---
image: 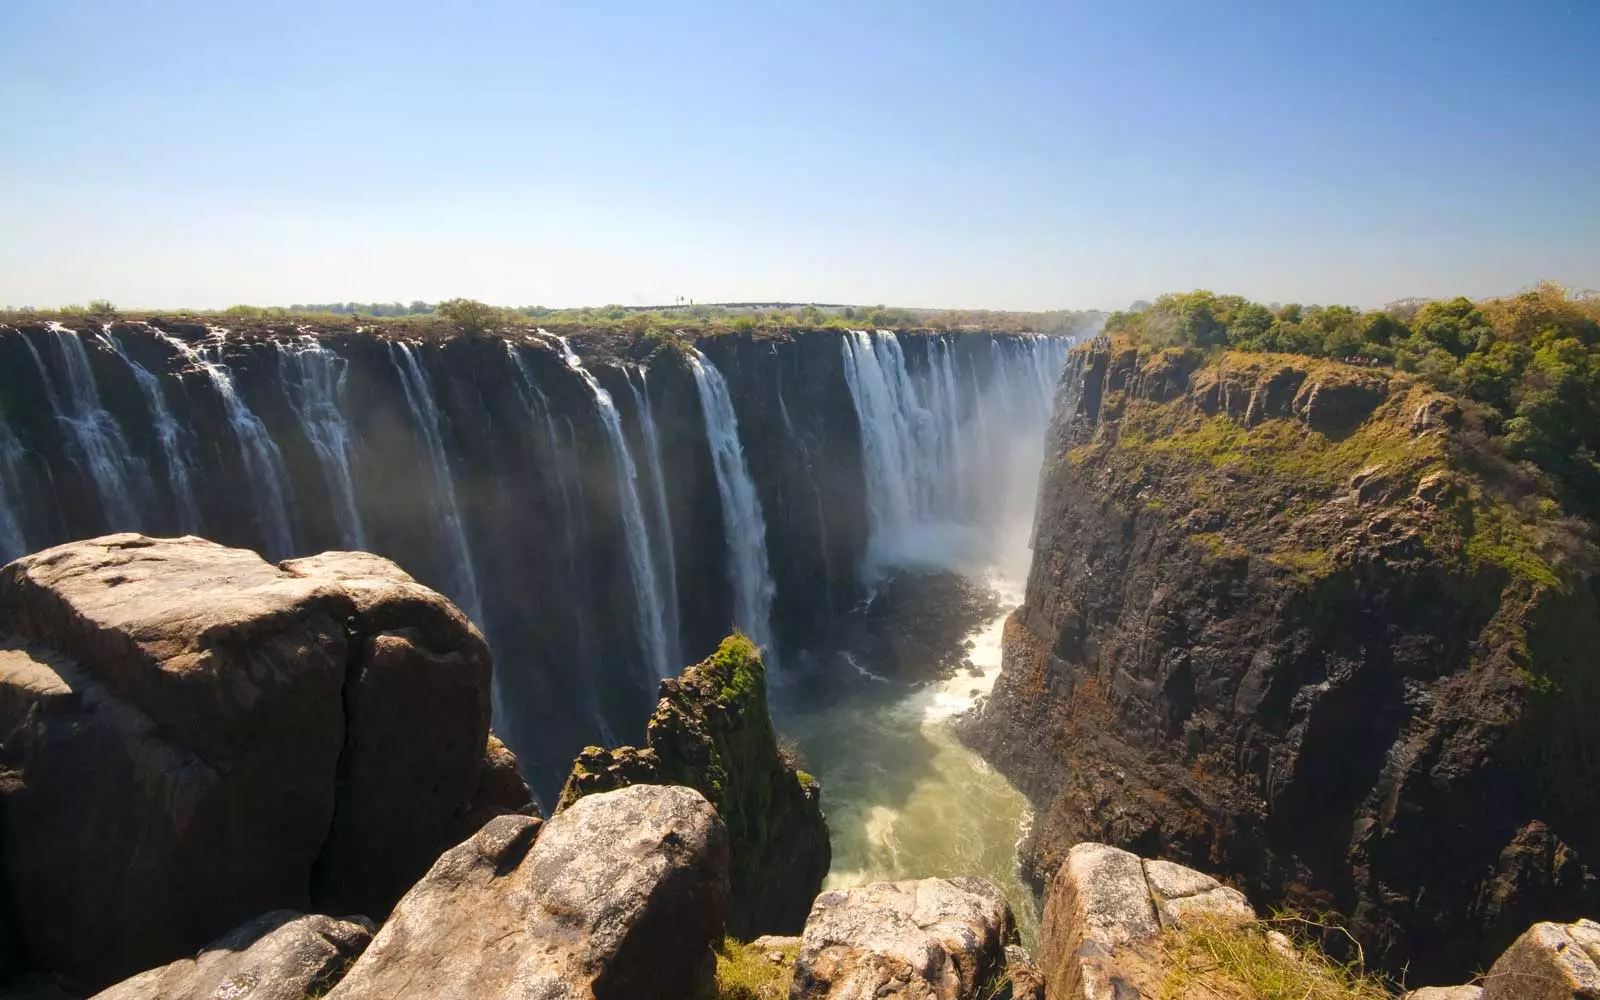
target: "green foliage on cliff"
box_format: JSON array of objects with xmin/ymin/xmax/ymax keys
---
[
  {"xmin": 556, "ymin": 633, "xmax": 829, "ymax": 937},
  {"xmin": 1105, "ymin": 283, "xmax": 1600, "ymax": 524}
]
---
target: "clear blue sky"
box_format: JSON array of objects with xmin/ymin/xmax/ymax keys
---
[{"xmin": 2, "ymin": 1, "xmax": 1596, "ymax": 311}]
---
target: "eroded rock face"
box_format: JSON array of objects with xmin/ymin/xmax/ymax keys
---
[
  {"xmin": 790, "ymin": 877, "xmax": 1015, "ymax": 1000},
  {"xmin": 0, "ymin": 535, "xmax": 530, "ymax": 992},
  {"xmin": 969, "ymin": 340, "xmax": 1600, "ymax": 980},
  {"xmin": 1480, "ymin": 919, "xmax": 1600, "ymax": 1000},
  {"xmin": 1039, "ymin": 843, "xmax": 1253, "ymax": 1000},
  {"xmin": 90, "ymin": 911, "xmax": 374, "ymax": 1000},
  {"xmin": 557, "ymin": 634, "xmax": 828, "ymax": 937},
  {"xmin": 327, "ymin": 784, "xmax": 728, "ymax": 1000}
]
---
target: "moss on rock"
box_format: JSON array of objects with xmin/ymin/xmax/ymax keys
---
[{"xmin": 557, "ymin": 634, "xmax": 830, "ymax": 938}]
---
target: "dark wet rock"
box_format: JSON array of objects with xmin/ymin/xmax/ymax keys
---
[
  {"xmin": 969, "ymin": 339, "xmax": 1600, "ymax": 981},
  {"xmin": 836, "ymin": 570, "xmax": 1000, "ymax": 685},
  {"xmin": 0, "ymin": 535, "xmax": 528, "ymax": 992},
  {"xmin": 90, "ymin": 911, "xmax": 374, "ymax": 1000},
  {"xmin": 557, "ymin": 634, "xmax": 828, "ymax": 937},
  {"xmin": 326, "ymin": 785, "xmax": 728, "ymax": 1000}
]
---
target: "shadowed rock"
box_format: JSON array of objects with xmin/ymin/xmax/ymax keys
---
[
  {"xmin": 0, "ymin": 535, "xmax": 530, "ymax": 992},
  {"xmin": 89, "ymin": 911, "xmax": 374, "ymax": 1000}
]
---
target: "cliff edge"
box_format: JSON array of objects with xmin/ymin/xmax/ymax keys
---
[{"xmin": 968, "ymin": 337, "xmax": 1600, "ymax": 980}]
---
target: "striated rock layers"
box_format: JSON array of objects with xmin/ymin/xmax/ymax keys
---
[
  {"xmin": 969, "ymin": 338, "xmax": 1600, "ymax": 980},
  {"xmin": 0, "ymin": 534, "xmax": 532, "ymax": 993},
  {"xmin": 557, "ymin": 634, "xmax": 829, "ymax": 937}
]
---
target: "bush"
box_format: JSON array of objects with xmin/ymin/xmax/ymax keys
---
[{"xmin": 435, "ymin": 298, "xmax": 502, "ymax": 336}]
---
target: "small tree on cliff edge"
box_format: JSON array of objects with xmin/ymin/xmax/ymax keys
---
[{"xmin": 436, "ymin": 298, "xmax": 501, "ymax": 336}]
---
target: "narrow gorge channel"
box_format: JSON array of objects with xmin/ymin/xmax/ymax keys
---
[{"xmin": 0, "ymin": 319, "xmax": 1076, "ymax": 934}]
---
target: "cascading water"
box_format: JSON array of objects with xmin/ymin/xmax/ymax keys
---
[
  {"xmin": 26, "ymin": 326, "xmax": 149, "ymax": 531},
  {"xmin": 0, "ymin": 417, "xmax": 28, "ymax": 560},
  {"xmin": 506, "ymin": 342, "xmax": 615, "ymax": 747},
  {"xmin": 278, "ymin": 337, "xmax": 366, "ymax": 549},
  {"xmin": 552, "ymin": 336, "xmax": 671, "ymax": 682},
  {"xmin": 155, "ymin": 329, "xmax": 297, "ymax": 558},
  {"xmin": 625, "ymin": 368, "xmax": 682, "ymax": 672},
  {"xmin": 388, "ymin": 342, "xmax": 484, "ymax": 627},
  {"xmin": 105, "ymin": 328, "xmax": 201, "ymax": 535},
  {"xmin": 686, "ymin": 349, "xmax": 775, "ymax": 658}
]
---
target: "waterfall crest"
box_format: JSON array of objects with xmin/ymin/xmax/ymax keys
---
[
  {"xmin": 554, "ymin": 336, "xmax": 671, "ymax": 681},
  {"xmin": 687, "ymin": 349, "xmax": 775, "ymax": 658},
  {"xmin": 106, "ymin": 328, "xmax": 200, "ymax": 535},
  {"xmin": 388, "ymin": 342, "xmax": 484, "ymax": 626},
  {"xmin": 840, "ymin": 329, "xmax": 1071, "ymax": 577},
  {"xmin": 279, "ymin": 338, "xmax": 366, "ymax": 549}
]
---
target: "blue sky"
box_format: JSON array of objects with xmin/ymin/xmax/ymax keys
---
[{"xmin": 2, "ymin": 1, "xmax": 1596, "ymax": 311}]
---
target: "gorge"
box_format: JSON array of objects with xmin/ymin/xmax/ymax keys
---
[{"xmin": 0, "ymin": 319, "xmax": 1072, "ymax": 850}]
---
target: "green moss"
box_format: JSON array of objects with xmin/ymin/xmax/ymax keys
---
[
  {"xmin": 703, "ymin": 936, "xmax": 799, "ymax": 1000},
  {"xmin": 1188, "ymin": 531, "xmax": 1248, "ymax": 562}
]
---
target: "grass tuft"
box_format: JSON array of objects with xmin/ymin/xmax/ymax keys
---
[{"xmin": 708, "ymin": 936, "xmax": 800, "ymax": 1000}]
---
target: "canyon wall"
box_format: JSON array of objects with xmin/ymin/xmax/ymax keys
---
[
  {"xmin": 0, "ymin": 320, "xmax": 1071, "ymax": 798},
  {"xmin": 969, "ymin": 337, "xmax": 1600, "ymax": 981}
]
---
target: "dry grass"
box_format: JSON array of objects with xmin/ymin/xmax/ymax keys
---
[{"xmin": 1130, "ymin": 918, "xmax": 1397, "ymax": 1000}]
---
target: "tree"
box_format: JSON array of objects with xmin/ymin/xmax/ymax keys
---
[{"xmin": 436, "ymin": 298, "xmax": 501, "ymax": 335}]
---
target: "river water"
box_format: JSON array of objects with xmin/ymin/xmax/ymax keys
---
[{"xmin": 778, "ymin": 573, "xmax": 1039, "ymax": 947}]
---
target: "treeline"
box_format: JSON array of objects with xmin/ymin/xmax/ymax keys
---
[{"xmin": 1110, "ymin": 283, "xmax": 1600, "ymax": 522}]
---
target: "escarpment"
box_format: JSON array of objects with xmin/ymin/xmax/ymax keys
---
[{"xmin": 969, "ymin": 337, "xmax": 1600, "ymax": 980}]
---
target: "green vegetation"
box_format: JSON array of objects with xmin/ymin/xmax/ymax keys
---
[
  {"xmin": 1107, "ymin": 283, "xmax": 1600, "ymax": 522},
  {"xmin": 704, "ymin": 936, "xmax": 800, "ymax": 1000}
]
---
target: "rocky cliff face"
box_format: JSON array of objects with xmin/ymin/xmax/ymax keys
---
[
  {"xmin": 557, "ymin": 633, "xmax": 830, "ymax": 938},
  {"xmin": 969, "ymin": 337, "xmax": 1600, "ymax": 980}
]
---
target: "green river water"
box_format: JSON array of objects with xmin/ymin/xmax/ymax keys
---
[{"xmin": 779, "ymin": 575, "xmax": 1040, "ymax": 948}]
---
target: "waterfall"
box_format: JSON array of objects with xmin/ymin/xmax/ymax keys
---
[
  {"xmin": 0, "ymin": 416, "xmax": 28, "ymax": 561},
  {"xmin": 687, "ymin": 349, "xmax": 775, "ymax": 658},
  {"xmin": 553, "ymin": 336, "xmax": 671, "ymax": 682},
  {"xmin": 841, "ymin": 329, "xmax": 1072, "ymax": 577},
  {"xmin": 105, "ymin": 328, "xmax": 200, "ymax": 535},
  {"xmin": 153, "ymin": 329, "xmax": 297, "ymax": 558},
  {"xmin": 278, "ymin": 338, "xmax": 366, "ymax": 549},
  {"xmin": 626, "ymin": 368, "xmax": 682, "ymax": 672},
  {"xmin": 388, "ymin": 342, "xmax": 484, "ymax": 627},
  {"xmin": 24, "ymin": 327, "xmax": 149, "ymax": 531},
  {"xmin": 506, "ymin": 342, "xmax": 614, "ymax": 746}
]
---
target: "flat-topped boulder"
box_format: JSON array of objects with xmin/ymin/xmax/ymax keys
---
[
  {"xmin": 327, "ymin": 784, "xmax": 728, "ymax": 1000},
  {"xmin": 0, "ymin": 534, "xmax": 531, "ymax": 993},
  {"xmin": 789, "ymin": 877, "xmax": 1017, "ymax": 1000},
  {"xmin": 1480, "ymin": 918, "xmax": 1600, "ymax": 999}
]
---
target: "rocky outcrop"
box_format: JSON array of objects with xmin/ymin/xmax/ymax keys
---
[
  {"xmin": 90, "ymin": 911, "xmax": 374, "ymax": 1000},
  {"xmin": 557, "ymin": 634, "xmax": 828, "ymax": 938},
  {"xmin": 1479, "ymin": 919, "xmax": 1600, "ymax": 999},
  {"xmin": 969, "ymin": 339, "xmax": 1600, "ymax": 980},
  {"xmin": 789, "ymin": 877, "xmax": 1017, "ymax": 1000},
  {"xmin": 326, "ymin": 784, "xmax": 728, "ymax": 1000},
  {"xmin": 1039, "ymin": 843, "xmax": 1254, "ymax": 1000},
  {"xmin": 0, "ymin": 535, "xmax": 530, "ymax": 992}
]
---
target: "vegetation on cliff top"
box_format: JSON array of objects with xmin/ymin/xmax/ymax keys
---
[{"xmin": 1105, "ymin": 283, "xmax": 1600, "ymax": 524}]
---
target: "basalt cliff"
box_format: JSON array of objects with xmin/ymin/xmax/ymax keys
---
[{"xmin": 969, "ymin": 336, "xmax": 1600, "ymax": 981}]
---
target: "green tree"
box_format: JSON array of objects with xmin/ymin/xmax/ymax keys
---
[{"xmin": 436, "ymin": 298, "xmax": 501, "ymax": 335}]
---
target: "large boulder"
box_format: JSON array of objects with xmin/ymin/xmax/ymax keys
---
[
  {"xmin": 327, "ymin": 784, "xmax": 729, "ymax": 1000},
  {"xmin": 90, "ymin": 911, "xmax": 375, "ymax": 1000},
  {"xmin": 1040, "ymin": 843, "xmax": 1253, "ymax": 1000},
  {"xmin": 557, "ymin": 634, "xmax": 828, "ymax": 937},
  {"xmin": 789, "ymin": 877, "xmax": 1016, "ymax": 1000},
  {"xmin": 1480, "ymin": 919, "xmax": 1600, "ymax": 999},
  {"xmin": 0, "ymin": 535, "xmax": 530, "ymax": 992}
]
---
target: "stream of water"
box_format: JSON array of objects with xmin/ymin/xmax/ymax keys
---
[{"xmin": 779, "ymin": 573, "xmax": 1038, "ymax": 948}]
